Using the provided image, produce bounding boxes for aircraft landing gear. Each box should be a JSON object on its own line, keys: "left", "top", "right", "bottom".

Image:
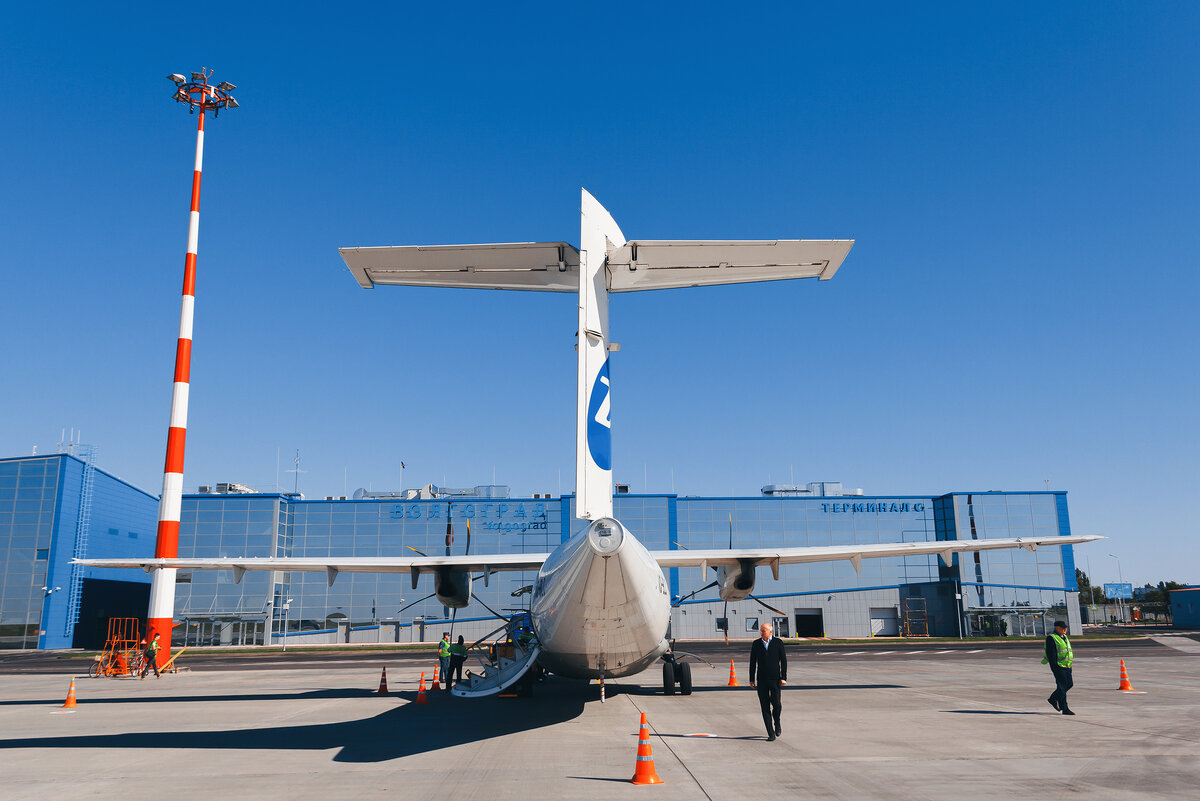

{"left": 661, "top": 654, "right": 693, "bottom": 696}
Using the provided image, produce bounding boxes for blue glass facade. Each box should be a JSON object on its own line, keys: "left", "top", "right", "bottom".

{"left": 0, "top": 455, "right": 157, "bottom": 649}
{"left": 0, "top": 450, "right": 1081, "bottom": 647}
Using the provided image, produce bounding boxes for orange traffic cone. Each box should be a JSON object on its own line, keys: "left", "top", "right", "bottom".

{"left": 415, "top": 671, "right": 429, "bottom": 704}
{"left": 376, "top": 666, "right": 389, "bottom": 695}
{"left": 630, "top": 712, "right": 664, "bottom": 785}
{"left": 431, "top": 663, "right": 441, "bottom": 691}
{"left": 1117, "top": 659, "right": 1136, "bottom": 691}
{"left": 61, "top": 677, "right": 78, "bottom": 709}
{"left": 727, "top": 659, "right": 740, "bottom": 687}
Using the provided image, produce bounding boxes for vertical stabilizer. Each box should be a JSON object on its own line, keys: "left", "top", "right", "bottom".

{"left": 576, "top": 189, "right": 624, "bottom": 520}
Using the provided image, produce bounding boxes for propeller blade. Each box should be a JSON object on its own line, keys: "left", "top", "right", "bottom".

{"left": 671, "top": 580, "right": 719, "bottom": 608}
{"left": 399, "top": 592, "right": 436, "bottom": 613}
{"left": 445, "top": 502, "right": 453, "bottom": 556}
{"left": 472, "top": 593, "right": 510, "bottom": 623}
{"left": 406, "top": 545, "right": 428, "bottom": 557}
{"left": 748, "top": 593, "right": 788, "bottom": 617}
{"left": 723, "top": 599, "right": 729, "bottom": 646}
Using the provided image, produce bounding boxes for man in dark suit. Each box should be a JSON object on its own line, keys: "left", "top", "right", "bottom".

{"left": 749, "top": 621, "right": 787, "bottom": 741}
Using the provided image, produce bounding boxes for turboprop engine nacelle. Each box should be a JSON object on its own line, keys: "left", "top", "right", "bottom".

{"left": 435, "top": 568, "right": 472, "bottom": 608}
{"left": 716, "top": 560, "right": 756, "bottom": 602}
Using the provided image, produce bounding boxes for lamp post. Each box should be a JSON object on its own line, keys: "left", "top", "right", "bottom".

{"left": 37, "top": 587, "right": 62, "bottom": 651}
{"left": 1108, "top": 553, "right": 1126, "bottom": 623}
{"left": 146, "top": 70, "right": 239, "bottom": 668}
{"left": 280, "top": 597, "right": 293, "bottom": 651}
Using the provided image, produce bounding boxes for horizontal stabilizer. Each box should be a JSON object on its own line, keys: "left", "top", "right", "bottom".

{"left": 340, "top": 242, "right": 580, "bottom": 292}
{"left": 606, "top": 239, "right": 853, "bottom": 292}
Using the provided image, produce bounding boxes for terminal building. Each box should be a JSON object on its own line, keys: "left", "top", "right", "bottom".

{"left": 1, "top": 453, "right": 1083, "bottom": 650}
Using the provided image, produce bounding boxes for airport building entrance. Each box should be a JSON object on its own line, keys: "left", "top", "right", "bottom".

{"left": 182, "top": 617, "right": 267, "bottom": 647}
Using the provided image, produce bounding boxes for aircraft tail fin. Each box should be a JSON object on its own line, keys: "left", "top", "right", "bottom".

{"left": 575, "top": 190, "right": 623, "bottom": 520}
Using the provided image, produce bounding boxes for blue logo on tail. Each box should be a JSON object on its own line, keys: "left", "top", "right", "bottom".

{"left": 587, "top": 359, "right": 612, "bottom": 471}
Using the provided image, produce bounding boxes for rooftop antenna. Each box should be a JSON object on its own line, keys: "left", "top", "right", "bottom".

{"left": 285, "top": 449, "right": 306, "bottom": 494}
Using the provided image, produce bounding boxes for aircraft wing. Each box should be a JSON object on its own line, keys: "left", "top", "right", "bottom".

{"left": 73, "top": 553, "right": 551, "bottom": 586}
{"left": 340, "top": 242, "right": 580, "bottom": 291}
{"left": 650, "top": 534, "right": 1103, "bottom": 577}
{"left": 604, "top": 239, "right": 854, "bottom": 292}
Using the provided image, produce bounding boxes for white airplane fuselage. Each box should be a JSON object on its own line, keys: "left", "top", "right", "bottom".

{"left": 530, "top": 518, "right": 671, "bottom": 678}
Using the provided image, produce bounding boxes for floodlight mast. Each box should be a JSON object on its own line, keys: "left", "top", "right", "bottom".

{"left": 145, "top": 68, "right": 238, "bottom": 668}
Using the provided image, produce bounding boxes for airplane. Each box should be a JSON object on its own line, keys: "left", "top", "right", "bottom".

{"left": 79, "top": 190, "right": 1102, "bottom": 697}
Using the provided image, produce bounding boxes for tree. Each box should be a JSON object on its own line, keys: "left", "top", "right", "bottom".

{"left": 1076, "top": 568, "right": 1107, "bottom": 604}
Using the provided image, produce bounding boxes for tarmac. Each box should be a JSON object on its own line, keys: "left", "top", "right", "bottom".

{"left": 0, "top": 641, "right": 1197, "bottom": 800}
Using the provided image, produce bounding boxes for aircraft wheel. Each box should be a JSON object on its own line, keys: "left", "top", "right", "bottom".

{"left": 518, "top": 667, "right": 536, "bottom": 697}
{"left": 678, "top": 661, "right": 693, "bottom": 695}
{"left": 662, "top": 660, "right": 676, "bottom": 695}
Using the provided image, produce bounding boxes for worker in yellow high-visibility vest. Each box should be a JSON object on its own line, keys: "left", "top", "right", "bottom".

{"left": 438, "top": 632, "right": 452, "bottom": 693}
{"left": 140, "top": 633, "right": 162, "bottom": 680}
{"left": 1042, "top": 620, "right": 1074, "bottom": 715}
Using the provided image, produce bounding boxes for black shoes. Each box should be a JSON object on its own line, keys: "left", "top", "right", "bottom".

{"left": 1061, "top": 708, "right": 1075, "bottom": 716}
{"left": 767, "top": 734, "right": 776, "bottom": 741}
{"left": 775, "top": 724, "right": 782, "bottom": 736}
{"left": 1047, "top": 696, "right": 1061, "bottom": 711}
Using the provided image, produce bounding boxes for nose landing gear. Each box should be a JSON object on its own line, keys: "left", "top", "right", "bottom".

{"left": 661, "top": 654, "right": 693, "bottom": 696}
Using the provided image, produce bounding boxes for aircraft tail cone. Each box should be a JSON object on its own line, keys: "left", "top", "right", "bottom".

{"left": 630, "top": 712, "right": 664, "bottom": 785}
{"left": 61, "top": 677, "right": 78, "bottom": 709}
{"left": 431, "top": 663, "right": 441, "bottom": 691}
{"left": 376, "top": 666, "right": 389, "bottom": 695}
{"left": 727, "top": 659, "right": 740, "bottom": 687}
{"left": 1117, "top": 659, "right": 1136, "bottom": 691}
{"left": 416, "top": 671, "right": 429, "bottom": 704}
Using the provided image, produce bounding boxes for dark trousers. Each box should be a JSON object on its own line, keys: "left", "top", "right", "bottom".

{"left": 439, "top": 656, "right": 451, "bottom": 689}
{"left": 140, "top": 652, "right": 160, "bottom": 678}
{"left": 757, "top": 683, "right": 782, "bottom": 735}
{"left": 1050, "top": 666, "right": 1073, "bottom": 709}
{"left": 449, "top": 656, "right": 465, "bottom": 685}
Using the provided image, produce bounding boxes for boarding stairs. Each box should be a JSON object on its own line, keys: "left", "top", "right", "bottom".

{"left": 451, "top": 616, "right": 541, "bottom": 698}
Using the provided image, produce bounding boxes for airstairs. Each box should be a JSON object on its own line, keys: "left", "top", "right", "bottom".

{"left": 451, "top": 615, "right": 541, "bottom": 698}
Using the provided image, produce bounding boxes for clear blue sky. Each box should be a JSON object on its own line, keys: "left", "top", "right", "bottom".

{"left": 1, "top": 2, "right": 1196, "bottom": 587}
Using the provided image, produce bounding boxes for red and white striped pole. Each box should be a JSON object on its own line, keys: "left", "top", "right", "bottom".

{"left": 147, "top": 71, "right": 238, "bottom": 665}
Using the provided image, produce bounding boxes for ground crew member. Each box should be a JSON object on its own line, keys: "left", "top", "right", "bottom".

{"left": 438, "top": 632, "right": 452, "bottom": 692}
{"left": 140, "top": 632, "right": 162, "bottom": 679}
{"left": 1043, "top": 620, "right": 1074, "bottom": 715}
{"left": 749, "top": 621, "right": 787, "bottom": 740}
{"left": 449, "top": 634, "right": 468, "bottom": 688}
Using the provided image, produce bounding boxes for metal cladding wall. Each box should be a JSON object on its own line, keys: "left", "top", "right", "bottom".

{"left": 0, "top": 455, "right": 157, "bottom": 650}
{"left": 1171, "top": 588, "right": 1200, "bottom": 628}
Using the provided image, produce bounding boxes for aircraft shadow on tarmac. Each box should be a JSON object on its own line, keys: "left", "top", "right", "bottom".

{"left": 0, "top": 688, "right": 379, "bottom": 707}
{"left": 618, "top": 683, "right": 905, "bottom": 696}
{"left": 942, "top": 710, "right": 1044, "bottom": 715}
{"left": 0, "top": 681, "right": 588, "bottom": 763}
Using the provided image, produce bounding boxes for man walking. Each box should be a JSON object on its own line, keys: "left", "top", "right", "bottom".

{"left": 438, "top": 632, "right": 452, "bottom": 692}
{"left": 1043, "top": 620, "right": 1074, "bottom": 715}
{"left": 139, "top": 632, "right": 161, "bottom": 679}
{"left": 749, "top": 621, "right": 787, "bottom": 740}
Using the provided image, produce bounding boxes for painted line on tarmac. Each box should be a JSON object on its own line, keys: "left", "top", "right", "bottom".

{"left": 623, "top": 691, "right": 715, "bottom": 801}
